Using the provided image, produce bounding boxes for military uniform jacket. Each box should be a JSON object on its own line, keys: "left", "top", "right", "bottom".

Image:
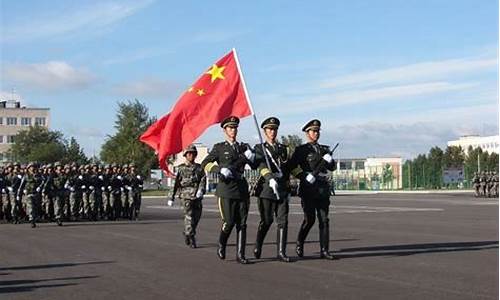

{"left": 41, "top": 173, "right": 55, "bottom": 195}
{"left": 9, "top": 173, "right": 23, "bottom": 194}
{"left": 110, "top": 174, "right": 124, "bottom": 194}
{"left": 201, "top": 141, "right": 252, "bottom": 199}
{"left": 53, "top": 173, "right": 67, "bottom": 192}
{"left": 254, "top": 142, "right": 291, "bottom": 200}
{"left": 128, "top": 173, "right": 144, "bottom": 192}
{"left": 173, "top": 163, "right": 206, "bottom": 200}
{"left": 288, "top": 142, "right": 336, "bottom": 198}
{"left": 19, "top": 173, "right": 43, "bottom": 196}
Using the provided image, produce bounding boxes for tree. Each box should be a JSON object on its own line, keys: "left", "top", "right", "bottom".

{"left": 63, "top": 137, "right": 89, "bottom": 165}
{"left": 281, "top": 134, "right": 303, "bottom": 153}
{"left": 427, "top": 146, "right": 444, "bottom": 188}
{"left": 100, "top": 99, "right": 158, "bottom": 175}
{"left": 8, "top": 125, "right": 67, "bottom": 163}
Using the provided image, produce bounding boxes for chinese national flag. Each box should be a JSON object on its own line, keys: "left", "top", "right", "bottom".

{"left": 140, "top": 49, "right": 252, "bottom": 174}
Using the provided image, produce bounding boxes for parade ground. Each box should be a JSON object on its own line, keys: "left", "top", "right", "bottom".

{"left": 1, "top": 193, "right": 498, "bottom": 300}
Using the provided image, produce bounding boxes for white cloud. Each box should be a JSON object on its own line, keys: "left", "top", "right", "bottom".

{"left": 112, "top": 77, "right": 183, "bottom": 99}
{"left": 320, "top": 57, "right": 497, "bottom": 89}
{"left": 2, "top": 0, "right": 155, "bottom": 43}
{"left": 4, "top": 61, "right": 95, "bottom": 91}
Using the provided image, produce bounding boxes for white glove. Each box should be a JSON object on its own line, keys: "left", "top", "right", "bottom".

{"left": 101, "top": 187, "right": 105, "bottom": 191}
{"left": 305, "top": 173, "right": 316, "bottom": 184}
{"left": 220, "top": 167, "right": 232, "bottom": 178}
{"left": 269, "top": 178, "right": 279, "bottom": 196}
{"left": 127, "top": 186, "right": 132, "bottom": 191}
{"left": 70, "top": 187, "right": 75, "bottom": 192}
{"left": 117, "top": 175, "right": 123, "bottom": 180}
{"left": 36, "top": 187, "right": 41, "bottom": 193}
{"left": 81, "top": 185, "right": 86, "bottom": 189}
{"left": 244, "top": 149, "right": 255, "bottom": 162}
{"left": 89, "top": 186, "right": 95, "bottom": 190}
{"left": 136, "top": 175, "right": 141, "bottom": 180}
{"left": 195, "top": 189, "right": 203, "bottom": 198}
{"left": 78, "top": 175, "right": 83, "bottom": 180}
{"left": 16, "top": 196, "right": 20, "bottom": 201}
{"left": 23, "top": 189, "right": 27, "bottom": 195}
{"left": 1, "top": 188, "right": 5, "bottom": 193}
{"left": 17, "top": 174, "right": 22, "bottom": 179}
{"left": 167, "top": 199, "right": 174, "bottom": 206}
{"left": 7, "top": 187, "right": 13, "bottom": 192}
{"left": 108, "top": 186, "right": 112, "bottom": 191}
{"left": 120, "top": 187, "right": 124, "bottom": 192}
{"left": 322, "top": 153, "right": 333, "bottom": 163}
{"left": 98, "top": 175, "right": 103, "bottom": 180}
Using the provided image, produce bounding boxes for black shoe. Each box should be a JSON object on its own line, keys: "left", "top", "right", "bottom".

{"left": 320, "top": 250, "right": 336, "bottom": 260}
{"left": 190, "top": 236, "right": 197, "bottom": 249}
{"left": 296, "top": 244, "right": 304, "bottom": 258}
{"left": 217, "top": 245, "right": 226, "bottom": 260}
{"left": 237, "top": 256, "right": 250, "bottom": 264}
{"left": 56, "top": 219, "right": 63, "bottom": 226}
{"left": 184, "top": 234, "right": 191, "bottom": 246}
{"left": 253, "top": 247, "right": 261, "bottom": 259}
{"left": 236, "top": 228, "right": 250, "bottom": 264}
{"left": 31, "top": 221, "right": 36, "bottom": 228}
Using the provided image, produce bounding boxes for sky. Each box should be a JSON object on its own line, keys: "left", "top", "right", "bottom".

{"left": 0, "top": 0, "right": 498, "bottom": 159}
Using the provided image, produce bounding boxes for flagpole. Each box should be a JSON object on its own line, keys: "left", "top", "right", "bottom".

{"left": 232, "top": 48, "right": 275, "bottom": 189}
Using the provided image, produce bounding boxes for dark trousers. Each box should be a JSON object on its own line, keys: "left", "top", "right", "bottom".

{"left": 297, "top": 196, "right": 330, "bottom": 244}
{"left": 257, "top": 197, "right": 288, "bottom": 230}
{"left": 218, "top": 197, "right": 249, "bottom": 233}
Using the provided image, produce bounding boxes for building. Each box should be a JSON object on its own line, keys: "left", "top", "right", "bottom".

{"left": 447, "top": 135, "right": 500, "bottom": 155}
{"left": 333, "top": 156, "right": 403, "bottom": 190}
{"left": 0, "top": 99, "right": 50, "bottom": 161}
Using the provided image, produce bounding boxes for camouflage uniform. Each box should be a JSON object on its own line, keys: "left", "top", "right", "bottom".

{"left": 172, "top": 158, "right": 206, "bottom": 246}
{"left": 41, "top": 165, "right": 55, "bottom": 220}
{"left": 52, "top": 163, "right": 67, "bottom": 225}
{"left": 9, "top": 166, "right": 24, "bottom": 223}
{"left": 18, "top": 163, "right": 44, "bottom": 227}
{"left": 479, "top": 172, "right": 487, "bottom": 197}
{"left": 127, "top": 164, "right": 143, "bottom": 220}
{"left": 110, "top": 166, "right": 124, "bottom": 220}
{"left": 101, "top": 166, "right": 112, "bottom": 219}
{"left": 472, "top": 173, "right": 480, "bottom": 197}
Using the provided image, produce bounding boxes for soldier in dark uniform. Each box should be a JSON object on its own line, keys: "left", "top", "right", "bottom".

{"left": 18, "top": 162, "right": 44, "bottom": 228}
{"left": 110, "top": 164, "right": 124, "bottom": 220}
{"left": 10, "top": 163, "right": 24, "bottom": 223}
{"left": 102, "top": 165, "right": 112, "bottom": 220}
{"left": 128, "top": 163, "right": 143, "bottom": 220}
{"left": 479, "top": 171, "right": 487, "bottom": 197}
{"left": 169, "top": 145, "right": 207, "bottom": 248}
{"left": 472, "top": 172, "right": 480, "bottom": 197}
{"left": 121, "top": 164, "right": 131, "bottom": 219}
{"left": 41, "top": 164, "right": 55, "bottom": 221}
{"left": 252, "top": 117, "right": 292, "bottom": 262}
{"left": 288, "top": 119, "right": 337, "bottom": 260}
{"left": 201, "top": 116, "right": 256, "bottom": 264}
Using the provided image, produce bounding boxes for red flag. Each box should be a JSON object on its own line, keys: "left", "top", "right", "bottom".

{"left": 140, "top": 50, "right": 252, "bottom": 174}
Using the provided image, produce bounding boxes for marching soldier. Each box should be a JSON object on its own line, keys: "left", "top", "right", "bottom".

{"left": 201, "top": 116, "right": 256, "bottom": 264}
{"left": 288, "top": 119, "right": 337, "bottom": 260}
{"left": 128, "top": 163, "right": 143, "bottom": 220}
{"left": 0, "top": 166, "right": 8, "bottom": 221}
{"left": 110, "top": 164, "right": 124, "bottom": 220}
{"left": 10, "top": 163, "right": 24, "bottom": 223}
{"left": 18, "top": 162, "right": 44, "bottom": 228}
{"left": 121, "top": 164, "right": 131, "bottom": 219}
{"left": 102, "top": 165, "right": 112, "bottom": 220}
{"left": 52, "top": 162, "right": 66, "bottom": 226}
{"left": 169, "top": 145, "right": 206, "bottom": 248}
{"left": 41, "top": 164, "right": 55, "bottom": 221}
{"left": 480, "top": 171, "right": 487, "bottom": 197}
{"left": 472, "top": 172, "right": 480, "bottom": 197}
{"left": 252, "top": 117, "right": 292, "bottom": 262}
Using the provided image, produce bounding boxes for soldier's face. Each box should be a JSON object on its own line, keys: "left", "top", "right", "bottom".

{"left": 224, "top": 126, "right": 238, "bottom": 140}
{"left": 264, "top": 128, "right": 278, "bottom": 141}
{"left": 306, "top": 129, "right": 320, "bottom": 143}
{"left": 185, "top": 152, "right": 196, "bottom": 163}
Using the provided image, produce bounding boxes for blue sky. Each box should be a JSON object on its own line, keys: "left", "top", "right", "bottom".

{"left": 1, "top": 0, "right": 498, "bottom": 159}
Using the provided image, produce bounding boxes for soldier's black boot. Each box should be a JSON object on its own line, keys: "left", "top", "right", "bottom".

{"left": 217, "top": 230, "right": 229, "bottom": 260}
{"left": 236, "top": 228, "right": 250, "bottom": 264}
{"left": 190, "top": 236, "right": 197, "bottom": 249}
{"left": 319, "top": 225, "right": 335, "bottom": 260}
{"left": 56, "top": 218, "right": 63, "bottom": 226}
{"left": 296, "top": 227, "right": 306, "bottom": 258}
{"left": 253, "top": 224, "right": 269, "bottom": 259}
{"left": 30, "top": 220, "right": 36, "bottom": 228}
{"left": 277, "top": 227, "right": 291, "bottom": 262}
{"left": 184, "top": 233, "right": 191, "bottom": 246}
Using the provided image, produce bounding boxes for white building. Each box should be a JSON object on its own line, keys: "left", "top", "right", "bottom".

{"left": 447, "top": 135, "right": 499, "bottom": 154}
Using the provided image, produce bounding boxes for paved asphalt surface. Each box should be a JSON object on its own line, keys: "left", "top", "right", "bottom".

{"left": 1, "top": 193, "right": 498, "bottom": 300}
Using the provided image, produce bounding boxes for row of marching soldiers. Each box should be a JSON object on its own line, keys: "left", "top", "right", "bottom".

{"left": 472, "top": 171, "right": 499, "bottom": 198}
{"left": 0, "top": 162, "right": 144, "bottom": 227}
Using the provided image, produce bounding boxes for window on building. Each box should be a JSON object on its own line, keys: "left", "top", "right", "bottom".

{"left": 21, "top": 117, "right": 31, "bottom": 126}
{"left": 355, "top": 161, "right": 365, "bottom": 170}
{"left": 7, "top": 135, "right": 15, "bottom": 144}
{"left": 0, "top": 135, "right": 3, "bottom": 143}
{"left": 0, "top": 117, "right": 3, "bottom": 125}
{"left": 6, "top": 117, "right": 17, "bottom": 125}
{"left": 35, "top": 117, "right": 46, "bottom": 126}
{"left": 339, "top": 161, "right": 352, "bottom": 170}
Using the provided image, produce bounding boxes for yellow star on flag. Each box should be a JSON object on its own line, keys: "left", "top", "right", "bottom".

{"left": 196, "top": 89, "right": 205, "bottom": 96}
{"left": 206, "top": 64, "right": 225, "bottom": 82}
